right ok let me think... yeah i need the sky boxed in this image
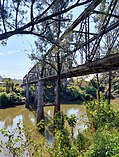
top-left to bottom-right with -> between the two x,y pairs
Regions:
0,3 -> 86,80
0,35 -> 36,79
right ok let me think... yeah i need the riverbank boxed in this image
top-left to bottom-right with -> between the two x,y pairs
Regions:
0,97 -> 119,157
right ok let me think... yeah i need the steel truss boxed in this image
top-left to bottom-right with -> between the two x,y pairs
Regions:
23,0 -> 119,85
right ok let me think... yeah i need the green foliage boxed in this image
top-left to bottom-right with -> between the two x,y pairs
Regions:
85,95 -> 118,130
89,79 -> 97,89
0,91 -> 25,108
85,94 -> 93,101
0,104 -> 119,157
2,78 -> 14,93
0,87 -> 5,93
44,84 -> 54,103
76,131 -> 87,152
0,92 -> 8,107
51,129 -> 79,157
54,111 -> 66,130
0,121 -> 27,157
24,125 -> 49,157
51,113 -> 89,157
0,77 -> 25,108
84,128 -> 119,157
0,121 -> 50,157
66,114 -> 77,137
85,86 -> 96,99
66,114 -> 77,128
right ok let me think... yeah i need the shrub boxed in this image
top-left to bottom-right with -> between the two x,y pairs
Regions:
84,128 -> 119,157
84,94 -> 93,101
0,91 -> 25,108
85,87 -> 96,98
51,129 -> 79,157
85,96 -> 117,130
0,92 -> 9,107
76,131 -> 88,151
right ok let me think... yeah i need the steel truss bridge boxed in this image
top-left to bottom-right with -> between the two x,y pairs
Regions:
23,0 -> 119,85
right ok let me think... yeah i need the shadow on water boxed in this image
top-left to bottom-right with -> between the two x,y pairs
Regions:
0,103 -> 24,109
44,111 -> 54,144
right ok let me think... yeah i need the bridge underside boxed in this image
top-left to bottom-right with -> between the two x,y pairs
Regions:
23,53 -> 119,84
41,53 -> 119,81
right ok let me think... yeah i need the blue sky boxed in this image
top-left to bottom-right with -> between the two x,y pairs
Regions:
0,5 -> 84,80
0,35 -> 36,79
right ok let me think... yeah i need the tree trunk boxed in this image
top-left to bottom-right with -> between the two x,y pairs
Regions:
54,52 -> 61,114
108,71 -> 112,105
96,74 -> 100,103
25,83 -> 29,108
36,81 -> 44,124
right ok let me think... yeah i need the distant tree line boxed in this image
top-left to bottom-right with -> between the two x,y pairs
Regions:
0,78 -> 25,108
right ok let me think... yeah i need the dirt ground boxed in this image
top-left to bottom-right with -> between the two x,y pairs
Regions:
111,98 -> 119,111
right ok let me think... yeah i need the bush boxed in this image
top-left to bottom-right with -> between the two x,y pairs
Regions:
51,129 -> 79,157
61,86 -> 84,102
85,96 -> 118,130
84,94 -> 93,101
84,128 -> 119,157
0,92 -> 9,107
85,87 -> 96,98
0,91 -> 25,108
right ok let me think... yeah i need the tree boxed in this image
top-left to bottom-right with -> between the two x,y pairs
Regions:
28,0 -> 119,122
0,0 -> 92,43
29,0 -> 78,117
0,0 -> 101,123
92,0 -> 119,103
2,78 -> 14,93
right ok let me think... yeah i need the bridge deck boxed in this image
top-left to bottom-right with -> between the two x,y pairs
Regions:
23,53 -> 119,85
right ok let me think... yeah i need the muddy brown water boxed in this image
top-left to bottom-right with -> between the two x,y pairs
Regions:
0,104 -> 88,156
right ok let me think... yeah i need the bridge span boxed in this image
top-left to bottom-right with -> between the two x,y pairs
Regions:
22,0 -> 119,124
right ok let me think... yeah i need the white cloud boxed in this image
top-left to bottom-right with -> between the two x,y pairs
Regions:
7,51 -> 14,55
0,52 -> 3,56
7,50 -> 20,55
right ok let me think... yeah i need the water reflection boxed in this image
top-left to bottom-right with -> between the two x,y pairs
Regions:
0,105 -> 36,157
0,104 -> 88,155
44,104 -> 88,139
0,105 -> 36,130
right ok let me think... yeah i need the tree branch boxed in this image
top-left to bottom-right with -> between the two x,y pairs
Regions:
20,30 -> 64,49
0,0 -> 92,40
30,0 -> 35,32
1,0 -> 7,33
15,0 -> 20,29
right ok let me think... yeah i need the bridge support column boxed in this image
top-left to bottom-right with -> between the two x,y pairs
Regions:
36,81 -> 44,124
25,83 -> 29,108
34,84 -> 38,107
